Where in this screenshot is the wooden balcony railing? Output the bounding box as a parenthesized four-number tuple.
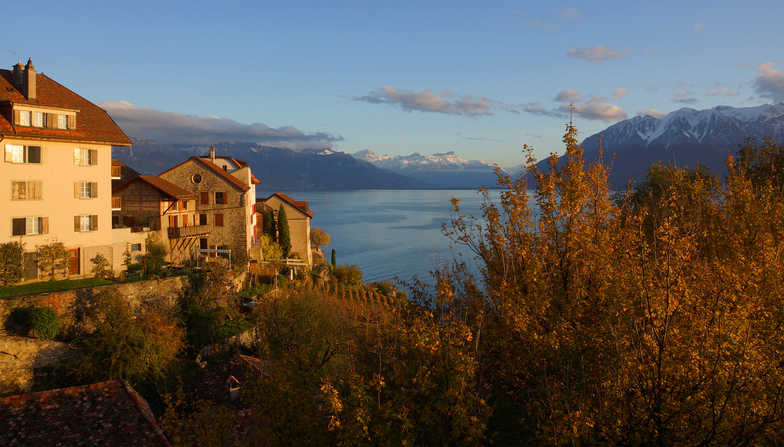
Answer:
(111, 165, 122, 178)
(111, 196, 121, 209)
(168, 225, 210, 239)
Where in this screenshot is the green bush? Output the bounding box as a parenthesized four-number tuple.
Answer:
(0, 241, 25, 286)
(90, 253, 113, 278)
(30, 306, 61, 340)
(143, 238, 168, 275)
(333, 264, 364, 287)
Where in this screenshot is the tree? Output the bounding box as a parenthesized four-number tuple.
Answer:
(260, 234, 284, 261)
(90, 253, 113, 278)
(36, 240, 68, 281)
(278, 205, 292, 258)
(310, 228, 330, 250)
(74, 290, 185, 384)
(262, 209, 276, 241)
(442, 123, 784, 445)
(331, 249, 336, 268)
(143, 238, 168, 276)
(0, 241, 25, 286)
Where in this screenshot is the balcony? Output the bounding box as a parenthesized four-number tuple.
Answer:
(168, 225, 210, 239)
(111, 196, 121, 210)
(111, 165, 122, 179)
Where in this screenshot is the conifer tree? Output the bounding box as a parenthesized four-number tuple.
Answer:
(278, 205, 292, 257)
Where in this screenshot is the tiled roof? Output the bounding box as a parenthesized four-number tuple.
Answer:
(159, 157, 251, 192)
(264, 193, 315, 218)
(113, 175, 198, 200)
(195, 355, 272, 406)
(0, 380, 169, 446)
(0, 64, 132, 146)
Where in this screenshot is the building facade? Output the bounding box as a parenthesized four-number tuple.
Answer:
(0, 59, 132, 280)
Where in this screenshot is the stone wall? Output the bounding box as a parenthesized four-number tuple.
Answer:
(0, 336, 75, 396)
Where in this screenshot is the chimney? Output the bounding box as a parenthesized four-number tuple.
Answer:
(23, 58, 36, 101)
(210, 146, 216, 160)
(12, 61, 23, 86)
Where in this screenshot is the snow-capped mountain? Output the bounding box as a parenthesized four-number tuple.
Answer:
(570, 103, 784, 187)
(351, 150, 502, 188)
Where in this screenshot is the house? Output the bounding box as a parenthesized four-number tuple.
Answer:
(0, 59, 132, 281)
(195, 354, 272, 406)
(0, 380, 170, 446)
(112, 175, 202, 265)
(157, 147, 258, 264)
(259, 193, 314, 265)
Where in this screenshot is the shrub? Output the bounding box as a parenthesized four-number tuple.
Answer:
(143, 238, 168, 275)
(0, 241, 25, 286)
(333, 264, 363, 287)
(30, 306, 60, 340)
(310, 228, 330, 250)
(37, 240, 68, 281)
(90, 253, 113, 278)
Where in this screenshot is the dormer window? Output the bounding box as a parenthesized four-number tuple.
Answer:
(18, 110, 31, 126)
(33, 112, 45, 127)
(57, 114, 69, 129)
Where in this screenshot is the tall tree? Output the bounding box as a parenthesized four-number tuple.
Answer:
(278, 205, 292, 258)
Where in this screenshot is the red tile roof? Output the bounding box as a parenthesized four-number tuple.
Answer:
(113, 175, 198, 200)
(0, 62, 132, 146)
(159, 157, 251, 192)
(0, 380, 169, 446)
(195, 355, 272, 406)
(264, 193, 314, 218)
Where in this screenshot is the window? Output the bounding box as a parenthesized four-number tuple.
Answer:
(192, 174, 202, 184)
(74, 215, 98, 232)
(199, 213, 207, 225)
(18, 111, 31, 126)
(215, 192, 226, 205)
(131, 243, 142, 252)
(179, 200, 188, 210)
(4, 145, 41, 164)
(11, 217, 48, 236)
(215, 213, 224, 227)
(75, 181, 98, 199)
(74, 148, 97, 166)
(58, 114, 69, 129)
(12, 181, 42, 200)
(200, 192, 209, 205)
(33, 112, 45, 127)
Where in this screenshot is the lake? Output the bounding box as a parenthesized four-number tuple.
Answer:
(259, 189, 503, 284)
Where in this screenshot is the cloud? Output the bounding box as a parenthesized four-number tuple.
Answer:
(557, 7, 580, 21)
(694, 23, 704, 33)
(637, 109, 667, 118)
(99, 101, 342, 149)
(560, 97, 627, 123)
(519, 18, 559, 31)
(673, 91, 698, 103)
(567, 45, 632, 63)
(705, 87, 739, 97)
(355, 86, 496, 116)
(754, 62, 784, 101)
(555, 89, 583, 103)
(612, 88, 629, 100)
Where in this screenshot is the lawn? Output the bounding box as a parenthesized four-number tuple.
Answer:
(0, 278, 116, 298)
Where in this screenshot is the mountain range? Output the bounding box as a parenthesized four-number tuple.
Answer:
(112, 103, 784, 191)
(564, 103, 784, 187)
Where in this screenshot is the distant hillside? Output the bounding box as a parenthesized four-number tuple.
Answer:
(112, 139, 430, 190)
(351, 150, 503, 189)
(538, 103, 784, 188)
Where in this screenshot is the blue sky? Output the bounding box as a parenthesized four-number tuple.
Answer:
(5, 1, 783, 167)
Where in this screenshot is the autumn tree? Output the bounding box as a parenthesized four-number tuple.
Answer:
(443, 122, 784, 445)
(310, 227, 330, 250)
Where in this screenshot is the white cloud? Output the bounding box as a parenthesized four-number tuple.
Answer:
(673, 91, 698, 104)
(612, 88, 629, 100)
(637, 109, 667, 118)
(754, 62, 784, 101)
(560, 97, 627, 123)
(567, 45, 632, 63)
(555, 89, 583, 103)
(694, 23, 705, 33)
(99, 101, 342, 149)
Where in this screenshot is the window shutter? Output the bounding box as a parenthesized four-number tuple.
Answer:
(41, 217, 48, 234)
(74, 148, 80, 165)
(68, 114, 76, 129)
(91, 149, 98, 166)
(30, 181, 41, 199)
(91, 182, 98, 198)
(27, 146, 40, 163)
(91, 215, 98, 231)
(201, 191, 209, 205)
(13, 110, 19, 125)
(12, 182, 21, 200)
(74, 182, 80, 198)
(74, 216, 80, 232)
(4, 145, 12, 163)
(46, 113, 55, 128)
(12, 218, 25, 236)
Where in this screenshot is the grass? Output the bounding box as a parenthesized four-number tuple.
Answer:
(0, 277, 115, 298)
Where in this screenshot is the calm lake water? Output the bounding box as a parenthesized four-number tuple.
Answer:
(259, 189, 504, 284)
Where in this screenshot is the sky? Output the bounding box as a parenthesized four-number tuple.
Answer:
(4, 1, 783, 168)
